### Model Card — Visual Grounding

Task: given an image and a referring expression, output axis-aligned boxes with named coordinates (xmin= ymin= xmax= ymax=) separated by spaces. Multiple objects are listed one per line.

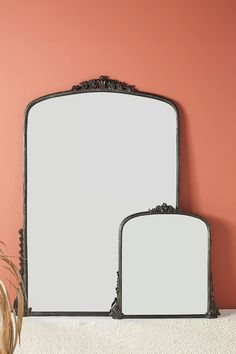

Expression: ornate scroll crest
xmin=110 ymin=271 xmax=123 ymax=319
xmin=148 ymin=203 xmax=180 ymax=214
xmin=206 ymin=272 xmax=220 ymax=318
xmin=72 ymin=75 xmax=134 ymax=92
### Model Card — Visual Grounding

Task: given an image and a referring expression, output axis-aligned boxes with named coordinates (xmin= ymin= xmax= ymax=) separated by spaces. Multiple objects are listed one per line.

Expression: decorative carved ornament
xmin=19 ymin=228 xmax=24 ymax=278
xmin=16 ymin=229 xmax=32 ymax=315
xmin=148 ymin=203 xmax=180 ymax=214
xmin=72 ymin=76 xmax=134 ymax=92
xmin=110 ymin=271 xmax=123 ymax=319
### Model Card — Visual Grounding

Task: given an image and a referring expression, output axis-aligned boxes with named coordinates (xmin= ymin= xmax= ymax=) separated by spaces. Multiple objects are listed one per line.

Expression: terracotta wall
xmin=1 ymin=0 xmax=236 ymax=307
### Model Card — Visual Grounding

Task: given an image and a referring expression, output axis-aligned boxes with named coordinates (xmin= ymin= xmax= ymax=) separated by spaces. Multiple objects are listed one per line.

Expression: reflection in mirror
xmin=22 ymin=77 xmax=179 ymax=315
xmin=112 ymin=205 xmax=219 ymax=318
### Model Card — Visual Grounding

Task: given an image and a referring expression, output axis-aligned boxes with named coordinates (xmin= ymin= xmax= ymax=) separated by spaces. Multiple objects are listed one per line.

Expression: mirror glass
xmin=121 ymin=213 xmax=209 ymax=316
xmin=25 ymin=87 xmax=178 ymax=314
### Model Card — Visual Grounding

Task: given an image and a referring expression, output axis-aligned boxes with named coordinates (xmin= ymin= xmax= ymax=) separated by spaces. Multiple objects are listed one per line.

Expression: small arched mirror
xmin=111 ymin=204 xmax=219 ymax=319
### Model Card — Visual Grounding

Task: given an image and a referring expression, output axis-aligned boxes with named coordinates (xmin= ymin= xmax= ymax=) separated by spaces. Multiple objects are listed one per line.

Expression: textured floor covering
xmin=15 ymin=310 xmax=236 ymax=354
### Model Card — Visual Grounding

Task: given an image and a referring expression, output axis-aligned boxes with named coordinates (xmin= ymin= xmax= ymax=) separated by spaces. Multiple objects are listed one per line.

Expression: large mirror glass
xmin=111 ymin=204 xmax=219 ymax=318
xmin=22 ymin=77 xmax=179 ymax=315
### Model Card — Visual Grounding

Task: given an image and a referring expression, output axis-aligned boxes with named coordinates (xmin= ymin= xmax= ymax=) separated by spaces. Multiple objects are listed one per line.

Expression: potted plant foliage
xmin=0 ymin=242 xmax=24 ymax=354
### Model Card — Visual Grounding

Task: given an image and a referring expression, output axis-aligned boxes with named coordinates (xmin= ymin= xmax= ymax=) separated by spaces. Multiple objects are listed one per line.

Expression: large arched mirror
xmin=21 ymin=76 xmax=179 ymax=315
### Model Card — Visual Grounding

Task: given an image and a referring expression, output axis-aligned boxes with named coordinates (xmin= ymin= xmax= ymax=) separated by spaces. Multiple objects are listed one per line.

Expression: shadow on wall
xmin=207 ymin=216 xmax=236 ymax=309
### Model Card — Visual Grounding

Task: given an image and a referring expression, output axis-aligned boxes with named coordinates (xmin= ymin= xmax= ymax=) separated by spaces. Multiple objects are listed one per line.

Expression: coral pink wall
xmin=1 ymin=0 xmax=236 ymax=307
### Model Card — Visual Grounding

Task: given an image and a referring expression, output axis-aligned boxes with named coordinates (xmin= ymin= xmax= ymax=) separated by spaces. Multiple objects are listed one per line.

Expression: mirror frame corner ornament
xmin=110 ymin=203 xmax=220 ymax=319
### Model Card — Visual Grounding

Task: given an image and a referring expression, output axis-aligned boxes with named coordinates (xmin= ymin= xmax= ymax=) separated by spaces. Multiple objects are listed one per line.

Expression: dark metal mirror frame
xmin=110 ymin=203 xmax=220 ymax=319
xmin=18 ymin=76 xmax=180 ymax=316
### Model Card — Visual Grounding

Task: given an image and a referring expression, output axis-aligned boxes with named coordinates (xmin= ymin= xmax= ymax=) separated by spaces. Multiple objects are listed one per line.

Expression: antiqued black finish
xmin=148 ymin=202 xmax=179 ymax=214
xmin=19 ymin=229 xmax=25 ymax=280
xmin=206 ymin=274 xmax=220 ymax=318
xmin=72 ymin=75 xmax=134 ymax=92
xmin=14 ymin=229 xmax=32 ymax=315
xmin=110 ymin=272 xmax=123 ymax=319
xmin=111 ymin=203 xmax=220 ymax=319
xmin=21 ymin=76 xmax=180 ymax=317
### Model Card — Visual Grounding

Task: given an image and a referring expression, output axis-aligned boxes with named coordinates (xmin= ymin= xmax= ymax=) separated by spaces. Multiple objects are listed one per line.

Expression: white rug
xmin=15 ymin=310 xmax=236 ymax=354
